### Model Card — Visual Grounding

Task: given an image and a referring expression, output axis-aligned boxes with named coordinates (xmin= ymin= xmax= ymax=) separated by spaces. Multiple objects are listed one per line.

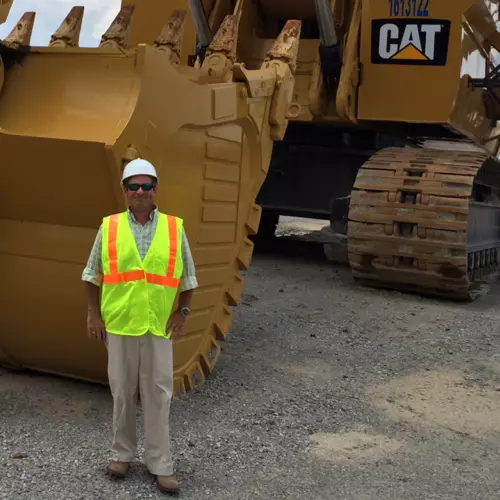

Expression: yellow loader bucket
xmin=0 ymin=0 xmax=13 ymax=24
xmin=0 ymin=6 xmax=301 ymax=393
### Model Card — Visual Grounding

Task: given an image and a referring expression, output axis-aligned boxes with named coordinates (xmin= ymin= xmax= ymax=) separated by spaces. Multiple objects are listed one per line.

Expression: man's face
xmin=123 ymin=174 xmax=157 ymax=210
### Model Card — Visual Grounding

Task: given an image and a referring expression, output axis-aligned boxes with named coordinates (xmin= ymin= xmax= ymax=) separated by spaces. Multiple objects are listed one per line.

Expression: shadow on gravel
xmin=252 ymin=234 xmax=332 ymax=264
xmin=252 ymin=233 xmax=500 ymax=315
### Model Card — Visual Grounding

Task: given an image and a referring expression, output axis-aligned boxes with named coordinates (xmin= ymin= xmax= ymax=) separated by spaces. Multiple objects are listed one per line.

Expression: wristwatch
xmin=180 ymin=306 xmax=191 ymax=317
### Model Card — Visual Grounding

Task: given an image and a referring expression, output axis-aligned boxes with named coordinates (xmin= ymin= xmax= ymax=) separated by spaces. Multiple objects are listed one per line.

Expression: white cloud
xmin=92 ymin=6 xmax=120 ymax=41
xmin=0 ymin=0 xmax=120 ymax=47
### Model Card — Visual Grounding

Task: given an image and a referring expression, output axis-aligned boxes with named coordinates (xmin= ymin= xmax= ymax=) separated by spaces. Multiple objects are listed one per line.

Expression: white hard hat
xmin=121 ymin=158 xmax=158 ymax=183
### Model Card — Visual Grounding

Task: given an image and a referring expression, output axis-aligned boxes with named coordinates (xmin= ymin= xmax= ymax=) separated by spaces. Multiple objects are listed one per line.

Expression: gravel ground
xmin=2 ymin=236 xmax=500 ymax=499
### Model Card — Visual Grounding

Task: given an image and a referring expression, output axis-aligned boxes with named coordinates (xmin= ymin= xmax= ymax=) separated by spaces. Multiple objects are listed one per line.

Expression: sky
xmin=0 ymin=0 xmax=121 ymax=47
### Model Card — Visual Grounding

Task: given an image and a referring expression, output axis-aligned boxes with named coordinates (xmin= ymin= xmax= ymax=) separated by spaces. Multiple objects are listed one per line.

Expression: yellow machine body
xmin=245 ymin=0 xmax=500 ymax=301
xmin=356 ymin=0 xmax=497 ymax=139
xmin=2 ymin=0 xmax=500 ymax=391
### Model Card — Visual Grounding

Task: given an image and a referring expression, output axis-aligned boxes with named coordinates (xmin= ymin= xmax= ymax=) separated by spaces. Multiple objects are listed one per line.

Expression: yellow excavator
xmin=1 ymin=0 xmax=500 ymax=393
xmin=254 ymin=0 xmax=500 ymax=304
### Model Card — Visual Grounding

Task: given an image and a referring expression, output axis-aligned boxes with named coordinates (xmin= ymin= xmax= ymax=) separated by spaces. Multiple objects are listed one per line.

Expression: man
xmin=82 ymin=158 xmax=198 ymax=495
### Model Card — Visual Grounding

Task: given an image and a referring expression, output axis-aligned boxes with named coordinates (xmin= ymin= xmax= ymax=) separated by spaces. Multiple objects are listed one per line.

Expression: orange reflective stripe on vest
xmin=103 ymin=213 xmax=180 ymax=287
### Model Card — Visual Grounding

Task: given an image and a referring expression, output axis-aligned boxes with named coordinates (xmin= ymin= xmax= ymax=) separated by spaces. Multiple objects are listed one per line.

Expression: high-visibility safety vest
xmin=100 ymin=211 xmax=184 ymax=339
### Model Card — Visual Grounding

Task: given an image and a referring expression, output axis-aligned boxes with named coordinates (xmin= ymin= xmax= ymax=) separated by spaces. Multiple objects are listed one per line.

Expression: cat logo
xmin=372 ymin=19 xmax=451 ymax=66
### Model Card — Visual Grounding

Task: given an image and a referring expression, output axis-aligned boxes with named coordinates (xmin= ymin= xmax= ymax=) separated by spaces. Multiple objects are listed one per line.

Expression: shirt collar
xmin=127 ymin=206 xmax=158 ymax=223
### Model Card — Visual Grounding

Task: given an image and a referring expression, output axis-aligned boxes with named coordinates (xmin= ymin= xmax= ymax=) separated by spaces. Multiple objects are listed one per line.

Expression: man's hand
xmin=87 ymin=311 xmax=106 ymax=341
xmin=166 ymin=309 xmax=187 ymax=340
xmin=84 ymin=282 xmax=106 ymax=341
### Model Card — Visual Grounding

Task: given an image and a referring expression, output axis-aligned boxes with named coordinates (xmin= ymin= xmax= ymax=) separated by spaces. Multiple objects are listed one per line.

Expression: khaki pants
xmin=106 ymin=332 xmax=174 ymax=476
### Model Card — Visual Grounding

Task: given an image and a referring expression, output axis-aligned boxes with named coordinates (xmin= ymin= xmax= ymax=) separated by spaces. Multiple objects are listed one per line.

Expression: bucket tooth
xmin=49 ymin=6 xmax=84 ymax=48
xmin=154 ymin=9 xmax=186 ymax=65
xmin=258 ymin=20 xmax=302 ymax=141
xmin=200 ymin=14 xmax=240 ymax=81
xmin=99 ymin=5 xmax=134 ymax=49
xmin=206 ymin=14 xmax=239 ymax=62
xmin=264 ymin=19 xmax=302 ymax=73
xmin=4 ymin=11 xmax=35 ymax=47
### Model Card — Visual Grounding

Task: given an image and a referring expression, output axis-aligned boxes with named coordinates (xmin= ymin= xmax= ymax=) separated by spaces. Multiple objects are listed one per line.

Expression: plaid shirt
xmin=81 ymin=208 xmax=198 ymax=293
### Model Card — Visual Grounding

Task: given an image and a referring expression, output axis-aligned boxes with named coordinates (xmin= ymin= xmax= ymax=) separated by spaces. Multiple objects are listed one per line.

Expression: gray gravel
xmin=2 ymin=238 xmax=500 ymax=499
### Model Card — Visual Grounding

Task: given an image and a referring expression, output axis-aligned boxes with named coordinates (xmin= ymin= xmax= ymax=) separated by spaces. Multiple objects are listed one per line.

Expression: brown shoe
xmin=157 ymin=474 xmax=180 ymax=494
xmin=106 ymin=460 xmax=129 ymax=479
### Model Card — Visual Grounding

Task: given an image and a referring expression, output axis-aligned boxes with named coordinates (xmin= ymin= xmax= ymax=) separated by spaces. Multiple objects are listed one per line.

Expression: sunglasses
xmin=126 ymin=183 xmax=156 ymax=192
